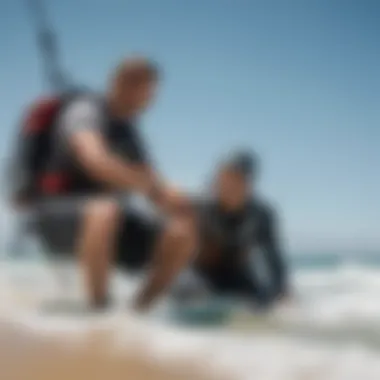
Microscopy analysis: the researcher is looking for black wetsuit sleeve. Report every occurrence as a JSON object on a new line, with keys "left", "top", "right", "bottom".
{"left": 259, "top": 208, "right": 288, "bottom": 299}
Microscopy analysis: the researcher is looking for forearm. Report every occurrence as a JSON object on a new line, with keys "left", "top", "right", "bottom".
{"left": 142, "top": 169, "right": 167, "bottom": 205}
{"left": 81, "top": 153, "right": 152, "bottom": 194}
{"left": 260, "top": 208, "right": 289, "bottom": 299}
{"left": 147, "top": 179, "right": 195, "bottom": 216}
{"left": 266, "top": 246, "right": 289, "bottom": 298}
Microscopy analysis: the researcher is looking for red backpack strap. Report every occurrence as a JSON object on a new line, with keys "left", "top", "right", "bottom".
{"left": 23, "top": 96, "right": 61, "bottom": 134}
{"left": 38, "top": 172, "right": 72, "bottom": 194}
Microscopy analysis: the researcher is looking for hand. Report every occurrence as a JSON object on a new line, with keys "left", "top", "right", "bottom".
{"left": 161, "top": 187, "right": 191, "bottom": 213}
{"left": 274, "top": 293, "right": 294, "bottom": 308}
{"left": 127, "top": 166, "right": 153, "bottom": 195}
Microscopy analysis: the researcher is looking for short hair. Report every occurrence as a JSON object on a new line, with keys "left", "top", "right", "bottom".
{"left": 111, "top": 56, "right": 160, "bottom": 86}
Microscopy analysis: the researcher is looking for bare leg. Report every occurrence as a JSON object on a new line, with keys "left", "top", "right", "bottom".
{"left": 75, "top": 198, "right": 120, "bottom": 308}
{"left": 134, "top": 216, "right": 197, "bottom": 311}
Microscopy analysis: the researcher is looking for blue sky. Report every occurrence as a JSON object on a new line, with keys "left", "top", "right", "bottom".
{"left": 0, "top": 0, "right": 379, "bottom": 252}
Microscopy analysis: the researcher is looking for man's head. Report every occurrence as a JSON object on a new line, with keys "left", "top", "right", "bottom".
{"left": 108, "top": 56, "right": 160, "bottom": 117}
{"left": 213, "top": 150, "right": 258, "bottom": 210}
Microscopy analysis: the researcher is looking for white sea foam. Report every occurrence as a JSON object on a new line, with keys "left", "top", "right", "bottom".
{"left": 2, "top": 259, "right": 380, "bottom": 379}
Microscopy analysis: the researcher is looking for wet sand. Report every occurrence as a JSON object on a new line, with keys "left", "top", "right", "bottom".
{"left": 0, "top": 322, "right": 220, "bottom": 380}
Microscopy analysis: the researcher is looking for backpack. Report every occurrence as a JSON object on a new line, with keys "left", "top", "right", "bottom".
{"left": 10, "top": 93, "right": 79, "bottom": 207}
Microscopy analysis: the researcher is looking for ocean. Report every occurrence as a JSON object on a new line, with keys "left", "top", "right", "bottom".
{"left": 1, "top": 251, "right": 380, "bottom": 379}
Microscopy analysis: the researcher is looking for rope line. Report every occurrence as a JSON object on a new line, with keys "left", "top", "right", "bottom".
{"left": 26, "top": 0, "right": 67, "bottom": 92}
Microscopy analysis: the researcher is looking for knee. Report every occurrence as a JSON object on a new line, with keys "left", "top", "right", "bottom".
{"left": 84, "top": 198, "right": 120, "bottom": 225}
{"left": 162, "top": 217, "right": 197, "bottom": 265}
{"left": 165, "top": 216, "right": 196, "bottom": 244}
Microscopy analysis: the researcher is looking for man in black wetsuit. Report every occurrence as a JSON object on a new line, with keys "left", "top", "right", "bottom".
{"left": 193, "top": 151, "right": 289, "bottom": 308}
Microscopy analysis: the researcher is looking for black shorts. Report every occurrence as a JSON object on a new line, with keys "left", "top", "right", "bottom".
{"left": 32, "top": 197, "right": 161, "bottom": 272}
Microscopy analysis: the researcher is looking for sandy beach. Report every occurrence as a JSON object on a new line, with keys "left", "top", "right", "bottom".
{"left": 0, "top": 321, "right": 218, "bottom": 380}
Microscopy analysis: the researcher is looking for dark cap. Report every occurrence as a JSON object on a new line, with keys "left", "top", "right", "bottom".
{"left": 223, "top": 150, "right": 258, "bottom": 179}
